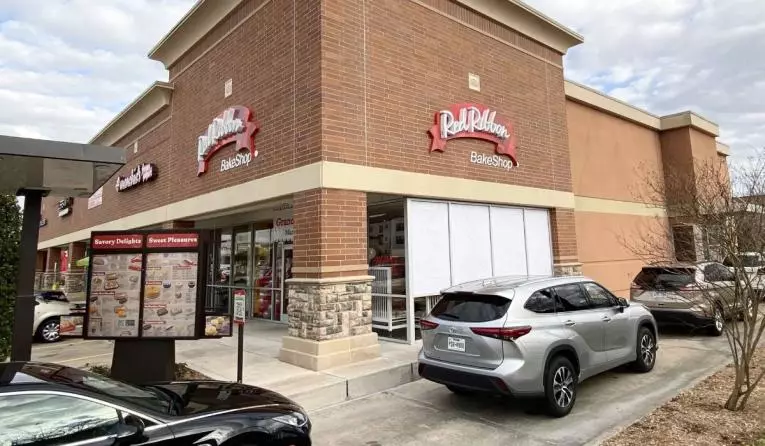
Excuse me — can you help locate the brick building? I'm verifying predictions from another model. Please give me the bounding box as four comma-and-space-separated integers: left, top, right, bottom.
36, 0, 730, 370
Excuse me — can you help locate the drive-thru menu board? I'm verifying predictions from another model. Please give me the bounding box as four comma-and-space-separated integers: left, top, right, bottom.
84, 230, 230, 340
143, 251, 199, 338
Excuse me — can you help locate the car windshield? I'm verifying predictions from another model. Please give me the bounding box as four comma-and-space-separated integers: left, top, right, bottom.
634, 267, 696, 290
2, 363, 171, 414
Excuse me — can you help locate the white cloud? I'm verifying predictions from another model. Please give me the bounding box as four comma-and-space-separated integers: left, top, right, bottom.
0, 0, 761, 172
525, 0, 765, 169
0, 0, 193, 143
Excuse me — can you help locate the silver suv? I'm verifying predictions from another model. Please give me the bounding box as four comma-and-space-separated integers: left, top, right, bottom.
418, 276, 657, 417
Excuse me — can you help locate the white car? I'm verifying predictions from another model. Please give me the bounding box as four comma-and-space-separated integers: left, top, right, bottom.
33, 291, 85, 343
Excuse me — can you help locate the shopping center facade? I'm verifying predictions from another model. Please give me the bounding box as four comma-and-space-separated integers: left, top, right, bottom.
36, 0, 731, 369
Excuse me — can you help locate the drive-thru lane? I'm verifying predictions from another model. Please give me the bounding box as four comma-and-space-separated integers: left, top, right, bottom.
310, 332, 730, 446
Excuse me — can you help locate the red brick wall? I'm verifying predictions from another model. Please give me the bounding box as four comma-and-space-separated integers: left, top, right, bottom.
550, 208, 578, 262
293, 189, 367, 278
321, 0, 572, 192
39, 0, 322, 244
39, 0, 574, 247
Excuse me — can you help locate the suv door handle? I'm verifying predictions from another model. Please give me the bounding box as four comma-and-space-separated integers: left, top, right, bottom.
563, 320, 576, 326
602, 316, 612, 322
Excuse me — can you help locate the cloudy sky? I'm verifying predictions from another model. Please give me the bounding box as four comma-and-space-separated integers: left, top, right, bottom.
0, 0, 762, 172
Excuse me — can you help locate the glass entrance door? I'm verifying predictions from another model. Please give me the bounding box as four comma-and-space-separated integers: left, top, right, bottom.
279, 245, 293, 322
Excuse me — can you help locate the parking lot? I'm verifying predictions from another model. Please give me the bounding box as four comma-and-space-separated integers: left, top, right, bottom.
310, 331, 731, 446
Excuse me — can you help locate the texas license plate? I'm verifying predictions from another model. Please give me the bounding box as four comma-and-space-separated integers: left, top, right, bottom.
447, 336, 466, 352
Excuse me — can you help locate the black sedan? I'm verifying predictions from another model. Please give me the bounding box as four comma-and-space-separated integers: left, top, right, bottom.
0, 362, 311, 445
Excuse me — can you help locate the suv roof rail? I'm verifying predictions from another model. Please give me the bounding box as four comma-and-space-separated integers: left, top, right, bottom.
444, 274, 557, 292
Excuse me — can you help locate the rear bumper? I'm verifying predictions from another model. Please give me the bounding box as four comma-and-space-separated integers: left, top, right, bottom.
417, 350, 544, 396
648, 308, 714, 329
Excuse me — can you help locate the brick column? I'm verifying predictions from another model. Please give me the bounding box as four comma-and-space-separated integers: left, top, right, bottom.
64, 241, 87, 295
550, 208, 583, 276
279, 189, 379, 370
43, 247, 62, 289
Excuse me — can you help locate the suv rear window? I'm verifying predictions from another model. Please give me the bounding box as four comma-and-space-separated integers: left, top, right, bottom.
634, 267, 695, 290
431, 292, 511, 323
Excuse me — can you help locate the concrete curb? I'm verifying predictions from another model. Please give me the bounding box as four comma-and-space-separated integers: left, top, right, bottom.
285, 361, 421, 411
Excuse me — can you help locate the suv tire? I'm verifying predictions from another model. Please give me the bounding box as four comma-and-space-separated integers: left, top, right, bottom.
631, 326, 656, 373
544, 355, 577, 417
708, 305, 724, 336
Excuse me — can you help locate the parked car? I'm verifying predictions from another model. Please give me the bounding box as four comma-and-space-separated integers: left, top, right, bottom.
630, 262, 751, 336
417, 276, 657, 417
0, 361, 312, 445
33, 290, 86, 343
723, 252, 765, 299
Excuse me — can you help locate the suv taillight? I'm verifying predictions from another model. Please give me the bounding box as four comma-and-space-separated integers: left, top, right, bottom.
420, 320, 439, 330
757, 267, 765, 276
470, 326, 531, 341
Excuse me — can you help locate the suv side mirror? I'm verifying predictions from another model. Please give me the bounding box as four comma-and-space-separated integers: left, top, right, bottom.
616, 297, 629, 312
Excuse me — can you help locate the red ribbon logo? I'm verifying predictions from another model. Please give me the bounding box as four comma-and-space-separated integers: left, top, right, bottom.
197, 106, 259, 176
428, 103, 518, 166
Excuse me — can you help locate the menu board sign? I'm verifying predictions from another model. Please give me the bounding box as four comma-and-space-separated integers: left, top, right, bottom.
88, 253, 143, 338
142, 252, 199, 338
83, 229, 230, 340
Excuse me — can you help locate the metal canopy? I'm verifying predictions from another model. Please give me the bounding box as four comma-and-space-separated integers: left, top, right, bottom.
0, 134, 126, 197
0, 133, 126, 363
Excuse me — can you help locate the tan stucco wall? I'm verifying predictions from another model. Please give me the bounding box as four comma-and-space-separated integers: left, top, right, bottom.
576, 211, 672, 297
567, 100, 665, 203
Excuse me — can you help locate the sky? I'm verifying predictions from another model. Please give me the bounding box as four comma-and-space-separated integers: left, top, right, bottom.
2, 0, 763, 211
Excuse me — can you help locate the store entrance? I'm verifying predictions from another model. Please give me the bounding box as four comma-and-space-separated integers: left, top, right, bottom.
205, 223, 293, 323
253, 241, 292, 322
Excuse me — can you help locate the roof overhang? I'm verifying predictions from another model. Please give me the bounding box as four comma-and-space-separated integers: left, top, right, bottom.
0, 135, 126, 198
716, 142, 731, 157
89, 82, 173, 147
564, 80, 721, 137
454, 0, 584, 54
148, 0, 245, 69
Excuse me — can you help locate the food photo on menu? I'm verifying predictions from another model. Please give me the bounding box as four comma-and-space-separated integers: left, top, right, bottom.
88, 254, 142, 338
204, 315, 232, 337
142, 252, 200, 337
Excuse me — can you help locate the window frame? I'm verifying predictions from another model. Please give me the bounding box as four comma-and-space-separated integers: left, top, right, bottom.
703, 263, 735, 283
0, 390, 162, 426
0, 390, 139, 445
581, 281, 619, 309
551, 283, 592, 313
523, 287, 561, 314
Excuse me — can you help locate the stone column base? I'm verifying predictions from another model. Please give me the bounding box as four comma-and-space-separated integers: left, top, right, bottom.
554, 262, 583, 276
279, 332, 380, 371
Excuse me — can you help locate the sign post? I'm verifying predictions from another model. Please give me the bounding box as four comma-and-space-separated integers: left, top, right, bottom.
233, 289, 246, 383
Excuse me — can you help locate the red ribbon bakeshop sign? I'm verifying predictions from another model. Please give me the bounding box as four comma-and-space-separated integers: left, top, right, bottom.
428, 103, 518, 168
197, 106, 259, 176
146, 233, 200, 249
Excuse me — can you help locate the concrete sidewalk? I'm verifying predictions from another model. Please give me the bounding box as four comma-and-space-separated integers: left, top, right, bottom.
31, 320, 422, 411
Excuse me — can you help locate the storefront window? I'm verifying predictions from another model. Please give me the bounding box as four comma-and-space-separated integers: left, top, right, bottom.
367, 196, 415, 342
205, 230, 232, 313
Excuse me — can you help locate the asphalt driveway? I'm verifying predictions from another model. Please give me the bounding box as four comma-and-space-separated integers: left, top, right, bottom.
310, 331, 731, 446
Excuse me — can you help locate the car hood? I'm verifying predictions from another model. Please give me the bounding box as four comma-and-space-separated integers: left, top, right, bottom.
148, 381, 301, 416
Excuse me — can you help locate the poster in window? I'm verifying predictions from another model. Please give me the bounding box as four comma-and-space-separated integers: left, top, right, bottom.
141, 252, 199, 338
87, 254, 142, 338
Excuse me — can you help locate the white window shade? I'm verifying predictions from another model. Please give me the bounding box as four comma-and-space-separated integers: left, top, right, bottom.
449, 203, 493, 285
406, 199, 452, 296
490, 206, 528, 276
524, 208, 553, 276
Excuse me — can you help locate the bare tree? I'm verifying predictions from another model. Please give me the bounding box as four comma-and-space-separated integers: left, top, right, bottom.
622, 152, 765, 411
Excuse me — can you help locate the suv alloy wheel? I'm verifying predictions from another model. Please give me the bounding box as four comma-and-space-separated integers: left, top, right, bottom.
544, 356, 577, 417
